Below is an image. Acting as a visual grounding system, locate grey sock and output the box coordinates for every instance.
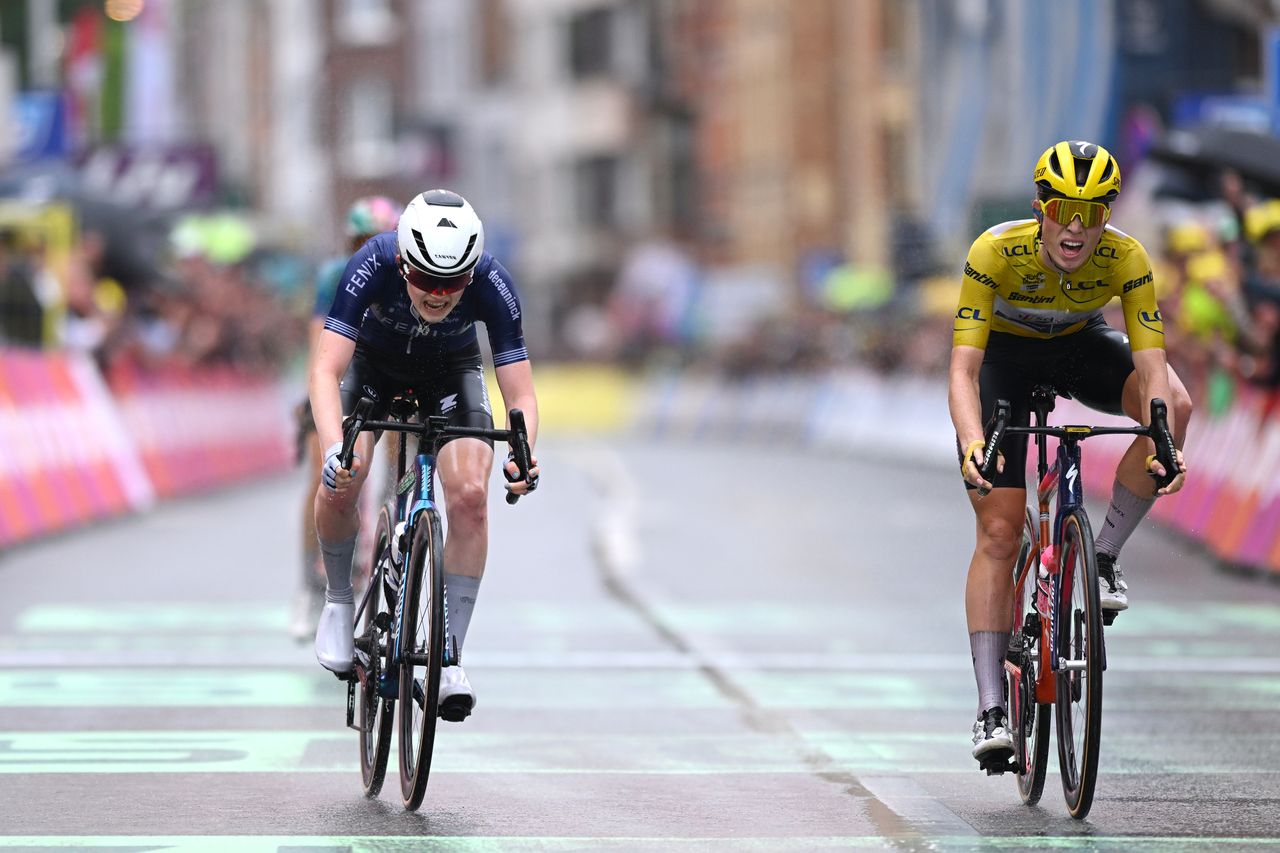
[970,631,1008,715]
[1095,480,1155,557]
[444,572,482,653]
[318,535,357,597]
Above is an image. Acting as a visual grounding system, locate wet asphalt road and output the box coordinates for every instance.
[2,434,1279,851]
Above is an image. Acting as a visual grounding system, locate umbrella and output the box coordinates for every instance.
[0,160,168,289]
[1148,126,1280,198]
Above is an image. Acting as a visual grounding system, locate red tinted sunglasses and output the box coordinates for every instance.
[401,263,473,295]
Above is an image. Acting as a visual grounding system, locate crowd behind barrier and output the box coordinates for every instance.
[0,203,305,547]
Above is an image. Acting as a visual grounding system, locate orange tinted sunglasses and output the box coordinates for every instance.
[1041,197,1111,228]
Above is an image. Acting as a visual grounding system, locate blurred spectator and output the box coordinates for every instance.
[1240,200,1280,388]
[61,229,128,365]
[606,237,698,365]
[0,229,45,347]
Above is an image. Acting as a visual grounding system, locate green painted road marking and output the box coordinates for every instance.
[12,601,659,640]
[1,838,1279,851]
[16,600,1280,638]
[0,670,323,707]
[5,730,1280,775]
[16,604,289,633]
[1079,601,1280,636]
[0,730,842,775]
[0,669,734,709]
[0,667,1274,710]
[0,634,292,652]
[0,731,333,774]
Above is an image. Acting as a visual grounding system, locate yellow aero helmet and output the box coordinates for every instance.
[1034,140,1121,201]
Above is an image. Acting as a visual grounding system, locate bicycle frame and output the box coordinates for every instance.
[999,392,1173,704]
[1011,417,1090,705]
[389,428,453,672]
[345,398,532,690]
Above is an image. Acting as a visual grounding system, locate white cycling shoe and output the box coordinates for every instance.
[438,665,475,721]
[971,707,1014,760]
[314,599,355,674]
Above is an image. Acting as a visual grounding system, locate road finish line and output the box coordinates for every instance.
[2,837,1280,851]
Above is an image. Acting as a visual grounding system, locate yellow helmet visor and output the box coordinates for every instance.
[1042,197,1111,228]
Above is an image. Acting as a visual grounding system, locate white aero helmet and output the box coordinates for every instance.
[397,189,485,276]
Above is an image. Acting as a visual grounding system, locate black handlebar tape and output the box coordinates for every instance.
[340,397,375,471]
[505,408,532,505]
[1148,398,1179,489]
[976,399,1011,497]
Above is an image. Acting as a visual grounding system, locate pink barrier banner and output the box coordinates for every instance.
[0,349,153,546]
[106,362,292,499]
[1057,385,1280,575]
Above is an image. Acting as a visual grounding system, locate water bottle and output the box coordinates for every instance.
[1036,544,1057,616]
[390,521,408,566]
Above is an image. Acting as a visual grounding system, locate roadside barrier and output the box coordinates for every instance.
[0,350,153,546]
[0,349,291,547]
[6,351,1278,576]
[106,361,292,498]
[1060,385,1280,575]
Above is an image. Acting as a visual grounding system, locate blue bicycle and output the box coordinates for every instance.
[339,394,533,810]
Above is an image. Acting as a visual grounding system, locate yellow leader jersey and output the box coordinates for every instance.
[953,219,1165,352]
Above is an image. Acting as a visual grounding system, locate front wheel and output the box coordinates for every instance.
[1010,506,1050,805]
[356,507,395,797]
[397,509,445,811]
[1054,508,1104,819]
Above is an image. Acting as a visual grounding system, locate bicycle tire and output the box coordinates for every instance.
[1054,508,1104,819]
[397,508,445,810]
[1010,506,1051,805]
[356,507,395,796]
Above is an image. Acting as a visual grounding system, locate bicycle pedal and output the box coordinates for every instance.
[978,750,1016,776]
[438,695,473,722]
[1102,610,1118,627]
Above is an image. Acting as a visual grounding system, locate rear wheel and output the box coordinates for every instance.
[1009,506,1050,805]
[1055,508,1104,819]
[356,507,395,796]
[398,509,445,811]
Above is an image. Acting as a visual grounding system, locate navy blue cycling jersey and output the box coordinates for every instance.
[321,232,528,367]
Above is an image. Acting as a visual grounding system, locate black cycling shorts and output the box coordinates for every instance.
[339,342,495,447]
[963,317,1134,490]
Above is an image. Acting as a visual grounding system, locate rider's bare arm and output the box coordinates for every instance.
[309,330,357,452]
[495,360,539,449]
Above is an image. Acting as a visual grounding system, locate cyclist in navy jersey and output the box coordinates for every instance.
[291,196,400,641]
[310,189,540,721]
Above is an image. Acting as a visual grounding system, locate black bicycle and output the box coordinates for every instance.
[976,386,1178,819]
[338,394,533,810]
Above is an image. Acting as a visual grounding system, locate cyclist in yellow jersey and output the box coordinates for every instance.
[948,140,1190,764]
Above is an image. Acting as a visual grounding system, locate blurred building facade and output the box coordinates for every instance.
[3,0,1280,361]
